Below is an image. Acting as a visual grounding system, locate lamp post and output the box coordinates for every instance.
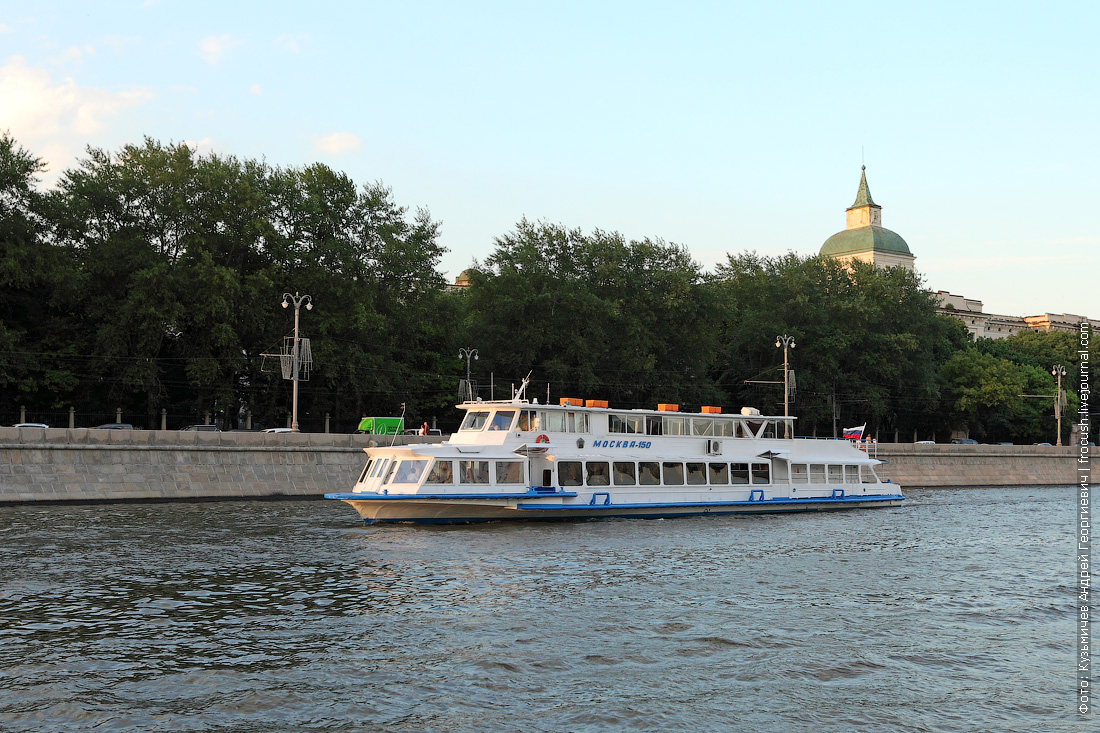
[776,334,796,438]
[459,348,478,401]
[1052,364,1065,446]
[282,292,312,432]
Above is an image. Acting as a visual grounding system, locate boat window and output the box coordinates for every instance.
[425,460,453,484]
[638,462,661,485]
[709,463,729,484]
[760,421,778,439]
[731,463,751,484]
[390,459,429,484]
[844,465,860,484]
[383,461,398,484]
[692,418,714,436]
[495,461,524,484]
[460,411,490,431]
[713,419,735,437]
[662,462,684,485]
[790,463,808,484]
[558,461,583,486]
[609,414,644,434]
[809,464,827,483]
[686,462,707,485]
[357,459,374,484]
[542,411,565,432]
[613,462,636,485]
[828,465,844,483]
[752,462,771,484]
[369,458,390,479]
[517,410,540,431]
[488,410,516,431]
[586,462,610,486]
[567,412,589,433]
[646,416,663,435]
[459,460,490,484]
[860,466,878,484]
[744,420,763,437]
[662,417,687,436]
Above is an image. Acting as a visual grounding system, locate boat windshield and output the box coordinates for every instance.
[488,410,516,431]
[460,411,490,431]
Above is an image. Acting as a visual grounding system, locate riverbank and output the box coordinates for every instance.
[0,427,1091,503]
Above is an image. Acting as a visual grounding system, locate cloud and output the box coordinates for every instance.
[249,83,262,96]
[50,45,96,67]
[198,34,241,66]
[182,137,215,155]
[0,55,152,180]
[313,131,363,154]
[275,33,310,54]
[0,23,9,33]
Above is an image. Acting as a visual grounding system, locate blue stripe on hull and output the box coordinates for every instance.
[335,494,905,525]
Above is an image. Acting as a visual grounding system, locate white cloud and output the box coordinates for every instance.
[0,55,152,180]
[313,131,363,154]
[50,45,96,67]
[198,34,241,66]
[275,33,310,54]
[182,137,215,155]
[0,23,9,33]
[249,83,262,96]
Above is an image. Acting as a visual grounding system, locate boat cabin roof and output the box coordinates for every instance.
[454,399,796,422]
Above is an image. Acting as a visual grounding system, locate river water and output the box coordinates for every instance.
[0,487,1082,732]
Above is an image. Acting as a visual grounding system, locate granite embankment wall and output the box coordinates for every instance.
[873,443,1093,488]
[0,427,442,503]
[0,429,1094,503]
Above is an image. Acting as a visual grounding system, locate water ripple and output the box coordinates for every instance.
[0,488,1081,731]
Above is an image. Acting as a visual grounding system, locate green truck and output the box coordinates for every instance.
[356,417,404,435]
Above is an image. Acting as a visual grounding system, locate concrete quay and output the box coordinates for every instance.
[0,427,442,503]
[0,427,1092,503]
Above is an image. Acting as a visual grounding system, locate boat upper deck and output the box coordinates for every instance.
[449,398,796,446]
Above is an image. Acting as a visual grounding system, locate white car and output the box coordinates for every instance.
[262,427,293,433]
[14,422,49,428]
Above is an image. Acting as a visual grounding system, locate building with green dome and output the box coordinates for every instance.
[820,166,915,271]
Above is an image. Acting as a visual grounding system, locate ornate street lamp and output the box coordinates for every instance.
[1052,364,1066,446]
[459,348,478,402]
[776,335,796,438]
[282,292,312,432]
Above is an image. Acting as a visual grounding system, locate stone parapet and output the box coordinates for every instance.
[0,428,444,503]
[871,443,1092,488]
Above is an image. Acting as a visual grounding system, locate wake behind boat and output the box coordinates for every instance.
[326,382,903,524]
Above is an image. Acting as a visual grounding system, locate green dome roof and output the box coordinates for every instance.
[820,225,912,257]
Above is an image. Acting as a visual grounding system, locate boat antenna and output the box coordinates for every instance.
[390,402,406,446]
[514,371,532,401]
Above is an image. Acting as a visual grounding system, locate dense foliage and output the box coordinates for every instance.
[0,134,1087,442]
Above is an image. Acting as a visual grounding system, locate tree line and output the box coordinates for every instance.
[0,134,1085,442]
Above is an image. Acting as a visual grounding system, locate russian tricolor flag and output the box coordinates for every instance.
[843,424,865,440]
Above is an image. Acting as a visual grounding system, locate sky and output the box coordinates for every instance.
[1,0,1097,318]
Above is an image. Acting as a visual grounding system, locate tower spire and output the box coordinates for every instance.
[848,165,878,210]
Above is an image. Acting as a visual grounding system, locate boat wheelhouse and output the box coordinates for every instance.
[326,393,903,524]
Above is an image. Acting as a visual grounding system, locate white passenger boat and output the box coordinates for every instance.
[326,388,903,524]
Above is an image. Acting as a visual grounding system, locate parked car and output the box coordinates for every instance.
[94,423,133,430]
[13,422,49,428]
[181,425,220,432]
[950,438,978,444]
[1033,442,1052,446]
[262,427,292,433]
[996,441,1014,445]
[915,440,935,444]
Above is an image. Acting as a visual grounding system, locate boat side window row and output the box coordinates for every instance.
[461,409,590,434]
[607,414,781,439]
[556,460,771,487]
[789,463,876,484]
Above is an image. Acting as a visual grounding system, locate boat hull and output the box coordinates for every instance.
[325,493,905,524]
